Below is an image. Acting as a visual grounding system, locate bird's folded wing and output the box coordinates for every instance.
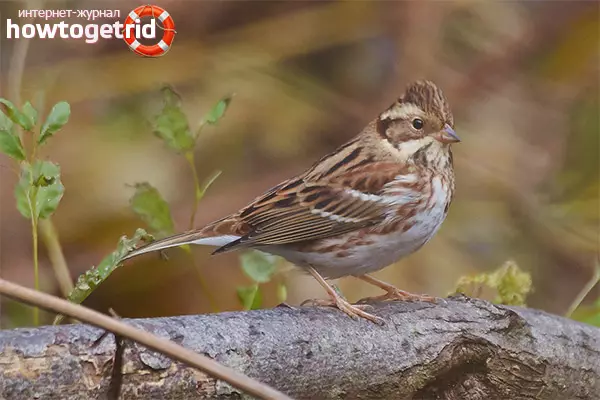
[215,162,415,251]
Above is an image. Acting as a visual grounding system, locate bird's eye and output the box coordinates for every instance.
[412,118,424,130]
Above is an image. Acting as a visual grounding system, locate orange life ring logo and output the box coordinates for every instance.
[123,5,176,57]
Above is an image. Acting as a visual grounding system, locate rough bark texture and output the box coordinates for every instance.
[0,296,599,400]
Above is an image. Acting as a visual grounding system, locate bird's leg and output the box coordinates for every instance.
[301,283,347,306]
[302,267,384,325]
[355,274,437,304]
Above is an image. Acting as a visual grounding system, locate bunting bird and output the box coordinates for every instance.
[123,80,460,324]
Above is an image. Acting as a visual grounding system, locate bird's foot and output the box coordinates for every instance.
[355,274,443,305]
[304,266,384,324]
[302,296,384,325]
[357,288,438,304]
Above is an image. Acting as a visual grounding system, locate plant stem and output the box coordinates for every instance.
[39,219,73,297]
[566,259,600,317]
[185,151,202,230]
[31,217,39,326]
[26,164,41,326]
[184,151,218,313]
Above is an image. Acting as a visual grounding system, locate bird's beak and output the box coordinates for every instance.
[433,124,461,144]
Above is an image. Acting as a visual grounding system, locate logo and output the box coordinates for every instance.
[123,5,176,57]
[5,4,176,57]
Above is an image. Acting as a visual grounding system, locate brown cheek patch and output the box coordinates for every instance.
[376,117,392,139]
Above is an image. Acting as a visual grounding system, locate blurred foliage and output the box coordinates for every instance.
[59,87,234,316]
[0,111,26,161]
[572,299,600,328]
[129,183,175,239]
[15,161,64,220]
[39,102,70,146]
[153,86,195,153]
[453,261,533,306]
[201,95,233,127]
[240,251,278,284]
[0,99,35,132]
[238,250,280,310]
[237,284,262,311]
[55,228,153,324]
[0,97,70,325]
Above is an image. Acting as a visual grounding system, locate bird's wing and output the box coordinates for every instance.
[213,161,415,253]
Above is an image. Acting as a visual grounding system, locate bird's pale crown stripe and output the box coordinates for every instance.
[380,103,423,121]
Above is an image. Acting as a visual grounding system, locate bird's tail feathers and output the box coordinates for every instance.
[121,224,241,261]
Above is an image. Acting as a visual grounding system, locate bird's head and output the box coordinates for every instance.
[376,80,459,165]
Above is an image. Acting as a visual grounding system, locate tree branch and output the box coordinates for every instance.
[1,296,599,399]
[0,278,291,400]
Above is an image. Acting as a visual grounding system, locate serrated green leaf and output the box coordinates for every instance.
[0,98,32,130]
[237,284,262,310]
[15,161,64,220]
[240,250,278,283]
[39,101,70,145]
[54,229,153,324]
[129,182,175,238]
[203,95,232,125]
[0,129,26,161]
[22,101,38,130]
[153,87,194,152]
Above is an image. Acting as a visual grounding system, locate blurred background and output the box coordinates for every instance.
[0,0,598,327]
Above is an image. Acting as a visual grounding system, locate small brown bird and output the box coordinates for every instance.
[123,80,460,324]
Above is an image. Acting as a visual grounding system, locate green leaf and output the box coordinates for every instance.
[0,129,26,161]
[15,161,64,220]
[129,182,175,238]
[15,164,33,219]
[160,85,182,107]
[153,86,194,152]
[0,99,32,130]
[54,229,154,324]
[22,101,38,130]
[39,101,70,145]
[203,95,233,125]
[0,107,14,132]
[240,250,278,283]
[237,284,262,310]
[277,282,287,303]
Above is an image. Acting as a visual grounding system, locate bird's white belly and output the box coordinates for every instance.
[269,177,450,279]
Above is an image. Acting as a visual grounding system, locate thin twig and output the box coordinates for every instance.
[38,220,73,296]
[0,278,293,400]
[106,308,124,400]
[184,151,219,312]
[185,151,202,230]
[566,259,600,317]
